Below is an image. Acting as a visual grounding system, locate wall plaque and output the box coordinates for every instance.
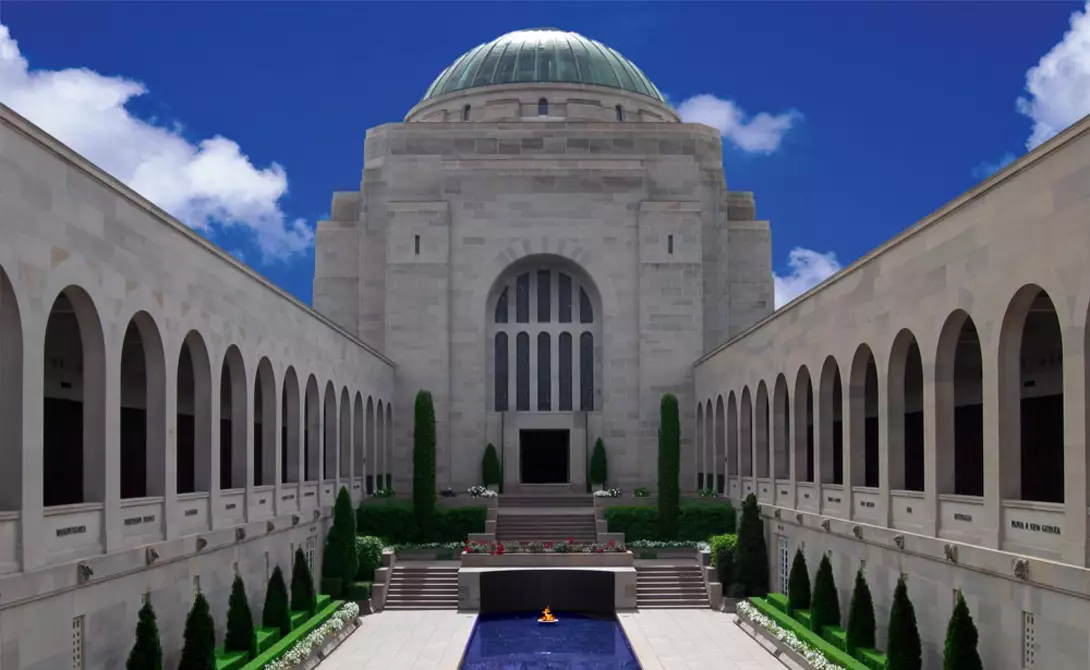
[282,493,295,501]
[225,503,237,510]
[860,500,875,509]
[56,525,86,537]
[1010,519,1061,535]
[953,513,973,522]
[827,496,841,504]
[304,491,315,497]
[184,508,198,517]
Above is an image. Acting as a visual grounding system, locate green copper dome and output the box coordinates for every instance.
[421,28,666,103]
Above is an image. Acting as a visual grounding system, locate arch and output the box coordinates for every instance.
[793,366,814,482]
[376,400,386,490]
[740,387,753,477]
[178,332,212,494]
[538,97,548,116]
[888,330,924,492]
[219,345,247,490]
[727,391,739,477]
[755,381,770,478]
[280,367,301,483]
[119,311,167,499]
[304,375,320,481]
[848,345,879,488]
[696,402,704,488]
[935,310,983,496]
[253,358,277,487]
[323,381,337,480]
[818,356,843,485]
[998,285,1064,502]
[772,374,790,480]
[353,392,364,478]
[0,267,23,510]
[43,286,106,506]
[339,387,351,482]
[715,396,726,493]
[365,396,375,493]
[385,402,393,488]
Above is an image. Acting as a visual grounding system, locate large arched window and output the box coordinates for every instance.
[489,258,601,413]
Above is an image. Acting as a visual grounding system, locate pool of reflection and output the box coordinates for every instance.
[460,612,641,670]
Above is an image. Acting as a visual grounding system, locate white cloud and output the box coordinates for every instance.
[676,94,800,154]
[0,24,312,262]
[774,247,841,308]
[971,152,1015,179]
[1016,1,1090,149]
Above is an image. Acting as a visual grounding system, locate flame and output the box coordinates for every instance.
[538,606,556,623]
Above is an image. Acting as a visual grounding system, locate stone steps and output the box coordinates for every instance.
[636,565,709,609]
[499,494,594,508]
[495,515,599,542]
[383,565,459,610]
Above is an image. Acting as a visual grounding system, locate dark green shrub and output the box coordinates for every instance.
[589,438,608,485]
[435,506,488,540]
[887,575,922,670]
[126,598,163,670]
[355,535,385,581]
[657,393,680,540]
[385,473,392,490]
[290,548,317,616]
[603,502,736,541]
[482,443,502,488]
[262,566,292,638]
[178,593,215,670]
[846,567,876,653]
[810,554,841,634]
[709,533,738,591]
[943,590,982,670]
[224,574,256,658]
[733,493,768,597]
[357,502,486,543]
[345,581,373,602]
[413,390,437,540]
[322,487,358,597]
[787,549,811,615]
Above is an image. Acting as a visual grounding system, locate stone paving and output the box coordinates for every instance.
[321,608,785,669]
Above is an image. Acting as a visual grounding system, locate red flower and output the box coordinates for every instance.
[544,541,554,549]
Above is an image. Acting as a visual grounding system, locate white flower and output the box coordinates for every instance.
[467,486,497,498]
[736,602,845,670]
[593,488,621,497]
[263,602,360,669]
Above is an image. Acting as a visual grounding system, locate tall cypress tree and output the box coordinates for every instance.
[787,548,811,615]
[733,493,769,597]
[943,590,982,670]
[224,574,256,658]
[322,486,359,595]
[887,575,922,670]
[589,438,608,486]
[126,598,163,670]
[290,548,317,615]
[178,593,215,670]
[413,390,437,540]
[810,554,841,634]
[657,393,681,540]
[482,443,502,488]
[262,565,292,637]
[846,567,876,653]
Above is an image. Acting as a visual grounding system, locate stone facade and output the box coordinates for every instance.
[694,114,1090,667]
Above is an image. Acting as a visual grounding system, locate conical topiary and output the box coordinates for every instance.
[322,487,359,596]
[290,548,317,615]
[126,598,163,670]
[482,443,502,489]
[846,567,877,653]
[887,575,922,670]
[413,390,437,540]
[810,554,841,634]
[224,574,256,658]
[943,590,982,670]
[178,592,215,670]
[657,394,681,539]
[262,565,292,638]
[787,548,811,615]
[734,493,769,597]
[589,438,608,486]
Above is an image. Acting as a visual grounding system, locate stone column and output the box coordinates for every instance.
[103,342,122,552]
[787,388,798,510]
[20,329,44,570]
[813,373,827,516]
[209,358,224,529]
[921,360,939,537]
[243,365,255,520]
[163,342,180,540]
[273,369,285,515]
[1062,336,1088,566]
[841,372,855,521]
[877,368,891,527]
[980,343,1002,550]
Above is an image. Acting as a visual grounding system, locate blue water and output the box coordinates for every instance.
[460,612,641,670]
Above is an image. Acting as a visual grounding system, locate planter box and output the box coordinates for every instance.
[461,550,634,568]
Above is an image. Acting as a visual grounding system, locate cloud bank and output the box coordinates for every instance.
[0,24,312,262]
[676,94,800,154]
[773,247,842,308]
[1017,1,1090,150]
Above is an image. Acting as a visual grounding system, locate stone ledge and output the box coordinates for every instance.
[461,551,634,568]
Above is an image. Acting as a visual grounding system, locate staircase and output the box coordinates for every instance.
[383,564,459,610]
[495,493,598,542]
[636,564,710,609]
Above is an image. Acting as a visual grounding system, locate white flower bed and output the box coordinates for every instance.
[736,601,845,670]
[263,602,360,670]
[593,488,621,497]
[467,486,497,498]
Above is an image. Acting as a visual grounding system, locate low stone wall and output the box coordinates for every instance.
[461,551,634,568]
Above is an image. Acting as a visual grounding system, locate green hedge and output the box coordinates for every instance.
[241,600,343,670]
[289,611,308,630]
[604,501,736,541]
[709,533,737,591]
[356,502,486,543]
[749,598,869,670]
[254,628,279,655]
[214,650,247,670]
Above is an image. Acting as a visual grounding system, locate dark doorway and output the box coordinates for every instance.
[520,430,569,483]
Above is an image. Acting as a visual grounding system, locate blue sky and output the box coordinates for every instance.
[2,1,1087,306]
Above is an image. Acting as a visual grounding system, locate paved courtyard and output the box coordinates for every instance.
[321,608,784,669]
